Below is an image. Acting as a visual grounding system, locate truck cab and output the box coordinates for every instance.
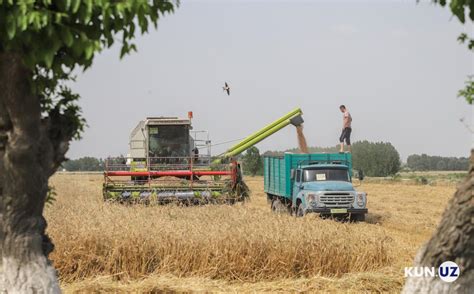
[292,163,367,220]
[264,153,368,221]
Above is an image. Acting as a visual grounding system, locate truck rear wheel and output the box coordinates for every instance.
[271,198,288,214]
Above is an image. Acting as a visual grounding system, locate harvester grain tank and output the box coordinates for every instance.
[103,109,304,204]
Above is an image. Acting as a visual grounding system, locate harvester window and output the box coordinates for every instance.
[148,125,189,158]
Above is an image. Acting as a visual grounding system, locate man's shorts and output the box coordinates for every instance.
[339,127,352,145]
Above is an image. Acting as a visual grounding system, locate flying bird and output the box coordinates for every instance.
[222,82,230,96]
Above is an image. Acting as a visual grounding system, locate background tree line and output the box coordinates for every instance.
[261,141,400,177]
[406,154,469,171]
[62,157,104,171]
[64,142,468,176]
[62,156,126,171]
[351,141,400,177]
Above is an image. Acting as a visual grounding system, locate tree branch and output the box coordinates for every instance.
[42,114,74,177]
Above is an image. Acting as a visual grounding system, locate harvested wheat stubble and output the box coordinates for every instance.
[47,174,455,292]
[49,204,391,282]
[46,175,391,283]
[296,125,308,153]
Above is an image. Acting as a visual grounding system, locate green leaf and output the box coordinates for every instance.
[84,43,94,60]
[458,33,468,43]
[85,0,93,23]
[60,28,74,47]
[71,39,85,57]
[458,76,474,104]
[44,51,55,68]
[450,0,466,23]
[57,0,71,12]
[19,14,28,31]
[469,40,474,50]
[6,14,16,40]
[71,0,81,13]
[119,43,129,59]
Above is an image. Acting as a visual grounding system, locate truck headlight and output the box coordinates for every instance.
[307,193,318,203]
[357,192,366,207]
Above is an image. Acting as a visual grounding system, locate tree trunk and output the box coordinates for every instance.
[0,53,60,293]
[402,149,474,293]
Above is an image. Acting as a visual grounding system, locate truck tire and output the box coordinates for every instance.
[271,198,287,214]
[350,213,366,222]
[296,203,305,217]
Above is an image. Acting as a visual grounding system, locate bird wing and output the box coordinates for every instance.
[226,88,230,95]
[225,82,228,87]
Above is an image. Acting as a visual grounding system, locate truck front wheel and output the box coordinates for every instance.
[296,203,305,217]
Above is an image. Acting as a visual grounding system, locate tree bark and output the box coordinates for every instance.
[0,53,60,293]
[403,149,474,293]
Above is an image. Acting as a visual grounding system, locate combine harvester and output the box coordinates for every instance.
[103,108,304,204]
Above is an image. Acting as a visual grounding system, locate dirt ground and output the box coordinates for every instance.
[45,174,457,293]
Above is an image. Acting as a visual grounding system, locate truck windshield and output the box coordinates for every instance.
[303,168,349,182]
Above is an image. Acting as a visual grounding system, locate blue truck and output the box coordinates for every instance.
[264,153,367,221]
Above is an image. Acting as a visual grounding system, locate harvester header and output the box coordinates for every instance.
[103,108,304,204]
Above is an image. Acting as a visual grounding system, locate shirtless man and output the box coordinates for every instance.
[339,105,352,153]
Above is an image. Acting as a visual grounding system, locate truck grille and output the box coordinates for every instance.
[320,192,354,208]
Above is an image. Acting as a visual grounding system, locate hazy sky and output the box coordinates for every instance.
[68,0,473,161]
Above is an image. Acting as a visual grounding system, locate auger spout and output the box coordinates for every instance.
[218,108,304,160]
[225,108,303,154]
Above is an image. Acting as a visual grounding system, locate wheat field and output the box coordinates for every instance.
[45,174,457,293]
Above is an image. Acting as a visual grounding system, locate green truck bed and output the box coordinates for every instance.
[263,153,353,198]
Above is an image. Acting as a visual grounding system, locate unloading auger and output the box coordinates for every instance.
[102,108,304,204]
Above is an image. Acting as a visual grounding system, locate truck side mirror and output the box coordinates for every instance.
[290,169,295,179]
[358,170,364,181]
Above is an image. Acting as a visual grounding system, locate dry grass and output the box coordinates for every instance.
[45,174,456,292]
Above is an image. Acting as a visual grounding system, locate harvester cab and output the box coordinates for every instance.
[103,108,304,204]
[128,117,210,169]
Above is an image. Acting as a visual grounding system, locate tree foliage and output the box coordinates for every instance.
[458,75,474,105]
[0,2,177,290]
[242,146,263,176]
[406,154,469,171]
[433,0,474,51]
[0,0,177,141]
[264,142,400,177]
[264,146,339,157]
[432,0,474,104]
[351,141,401,177]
